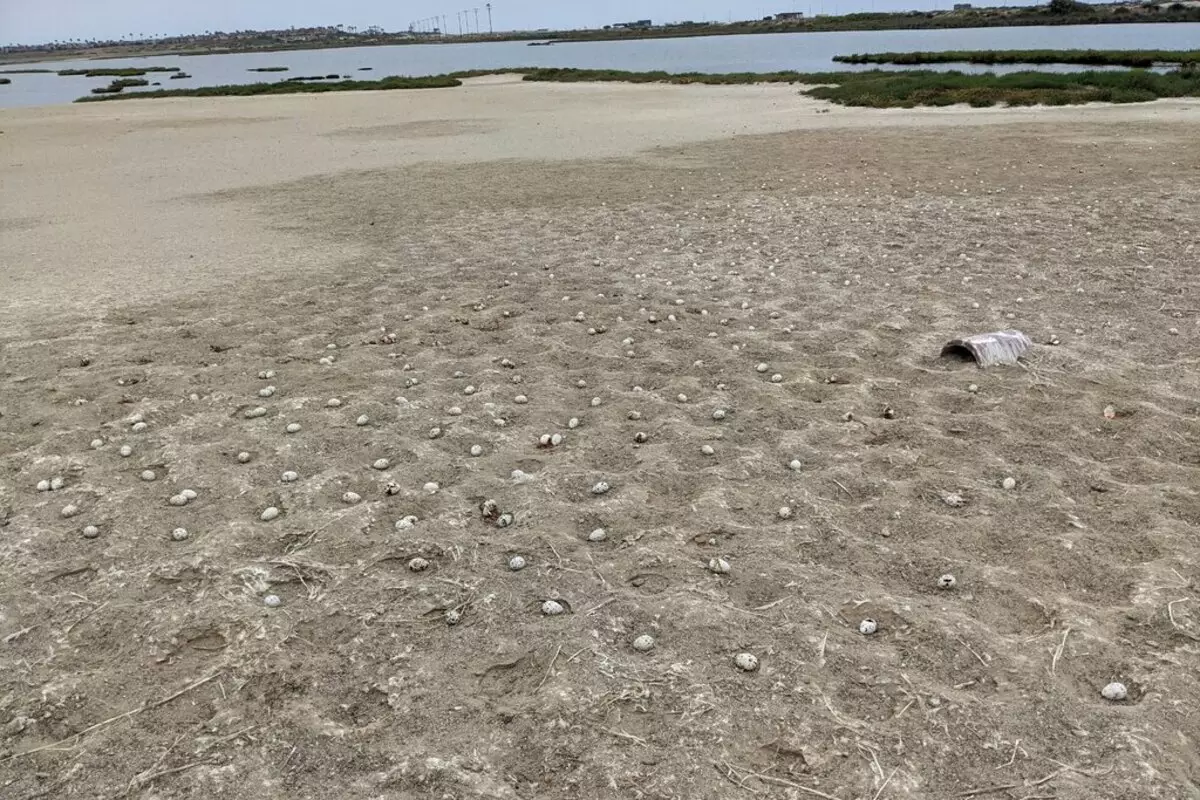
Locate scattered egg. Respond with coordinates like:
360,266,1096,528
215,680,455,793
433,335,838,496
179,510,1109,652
788,459,803,471
90,439,104,450
778,506,793,520
285,423,302,434
356,415,370,426
244,407,268,419
591,397,602,408
541,600,565,616
634,432,649,444
568,417,580,429
258,386,276,398
938,574,958,590
428,427,443,439
36,479,51,492
591,481,611,495
708,557,731,574
171,527,189,541
395,515,419,530
60,504,80,519
551,433,564,446
140,470,157,482
712,409,727,421
770,374,783,384
734,652,760,672
464,385,477,395
701,445,715,456
423,482,440,494
372,459,390,471
342,491,362,505
258,370,276,380
119,445,133,458
588,528,608,542
236,451,252,463
281,471,299,483
677,394,688,403
508,555,527,571
169,494,189,507
326,398,342,408
131,422,148,433
1002,477,1017,490
261,507,280,521
82,525,100,539
859,618,879,636
263,594,282,608
632,634,656,652
408,557,430,572
514,395,529,405
756,363,769,373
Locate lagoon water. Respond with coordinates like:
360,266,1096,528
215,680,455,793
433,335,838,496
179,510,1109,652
2,23,1198,108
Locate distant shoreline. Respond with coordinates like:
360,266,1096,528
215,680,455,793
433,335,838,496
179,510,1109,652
3,7,1198,66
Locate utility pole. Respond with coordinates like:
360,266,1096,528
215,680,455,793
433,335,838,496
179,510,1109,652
473,8,480,34
486,3,493,34
458,12,463,35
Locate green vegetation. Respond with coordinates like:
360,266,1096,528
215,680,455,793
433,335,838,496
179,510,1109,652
0,68,54,74
285,73,344,81
90,77,151,94
169,72,191,79
72,66,1200,108
0,77,10,85
76,73,462,101
248,66,289,72
835,49,1200,68
58,66,180,77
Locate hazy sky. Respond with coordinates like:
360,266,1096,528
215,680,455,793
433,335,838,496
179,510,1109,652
1,1,1067,45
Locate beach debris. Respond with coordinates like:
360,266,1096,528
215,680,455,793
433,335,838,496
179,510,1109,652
171,527,189,541
708,557,732,575
1101,682,1128,702
941,330,1032,368
734,652,760,672
541,600,565,616
82,525,100,539
508,555,527,571
263,594,282,608
632,634,656,652
859,618,879,635
938,574,958,590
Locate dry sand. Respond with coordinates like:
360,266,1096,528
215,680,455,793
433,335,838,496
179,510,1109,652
1,79,1199,799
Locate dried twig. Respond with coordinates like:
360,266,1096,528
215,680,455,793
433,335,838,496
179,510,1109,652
959,782,1020,798
872,767,899,800
535,645,562,690
1051,627,1071,675
959,638,989,667
1167,598,1198,639
724,762,846,800
65,601,109,636
598,727,647,746
1,671,222,763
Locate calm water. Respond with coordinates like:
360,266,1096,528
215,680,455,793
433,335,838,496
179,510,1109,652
2,23,1198,109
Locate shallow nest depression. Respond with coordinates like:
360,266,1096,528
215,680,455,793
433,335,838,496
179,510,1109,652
2,123,1200,799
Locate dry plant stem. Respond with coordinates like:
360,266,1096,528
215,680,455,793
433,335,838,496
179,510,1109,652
723,762,847,800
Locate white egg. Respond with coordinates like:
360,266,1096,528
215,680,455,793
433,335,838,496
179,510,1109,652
356,415,370,426
326,398,342,408
237,451,252,463
263,594,282,607
285,423,301,434
342,491,362,504
756,363,769,373
281,471,299,483
708,558,731,574
788,459,803,471
423,482,439,494
464,385,477,395
568,418,580,429
938,574,958,590
140,470,156,482
591,481,611,495
395,516,419,530
36,479,51,492
508,555,527,571
632,635,656,652
1101,682,1128,701
859,618,879,636
514,395,529,405
131,422,148,433
260,507,280,521
61,504,80,519
591,397,602,407
541,600,565,616
778,506,793,520
712,409,727,421
169,494,189,507
429,427,442,439
258,370,276,379
588,528,608,542
90,439,104,450
734,652,759,672
171,527,190,541
258,386,276,398
372,459,390,470
244,407,268,419
551,433,564,447
770,374,783,384
1002,477,1017,490
120,445,134,457
82,525,100,539
701,445,715,456
407,557,430,572
677,394,688,403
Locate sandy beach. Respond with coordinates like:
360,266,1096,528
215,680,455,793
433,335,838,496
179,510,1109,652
2,78,1199,798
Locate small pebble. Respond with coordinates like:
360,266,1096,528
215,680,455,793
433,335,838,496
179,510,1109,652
36,480,51,492
701,445,715,456
541,600,565,616
1101,682,1128,702
140,470,156,482
859,618,879,636
508,555,527,571
734,652,760,672
261,507,280,521
342,491,362,505
756,363,769,373
171,527,189,541
82,525,100,539
281,471,299,483
632,634,656,652
372,459,390,470
263,594,282,608
395,515,419,530
407,557,430,572
1002,477,1017,490
428,427,442,439
285,423,302,434
588,527,608,542
469,444,484,457
712,409,727,421
496,513,514,528
788,459,803,471
119,445,133,458
60,504,80,519
356,415,370,426
591,481,611,495
938,574,958,590
236,451,252,463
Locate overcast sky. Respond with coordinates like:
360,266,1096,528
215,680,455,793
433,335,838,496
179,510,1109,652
1,0,1071,44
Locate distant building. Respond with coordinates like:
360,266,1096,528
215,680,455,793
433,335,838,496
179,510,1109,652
612,19,653,29
953,2,973,8
775,11,805,20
